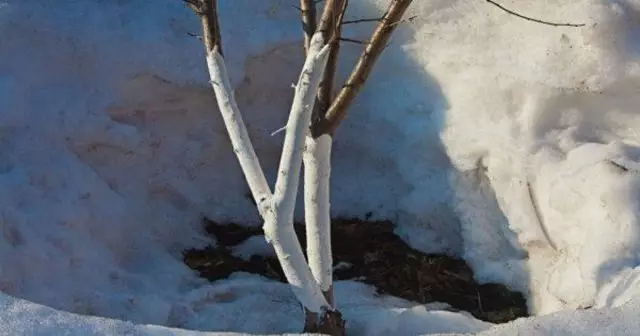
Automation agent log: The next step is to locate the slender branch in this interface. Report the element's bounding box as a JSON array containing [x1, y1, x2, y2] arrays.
[[317, 0, 346, 43], [312, 0, 414, 137], [339, 37, 368, 45], [206, 49, 272, 213], [342, 16, 383, 25], [300, 0, 318, 52], [389, 15, 417, 27], [342, 14, 416, 26], [314, 0, 347, 120], [185, 0, 223, 54], [485, 0, 585, 27]]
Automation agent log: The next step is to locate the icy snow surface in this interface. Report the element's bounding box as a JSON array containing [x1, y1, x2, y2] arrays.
[[3, 0, 640, 334]]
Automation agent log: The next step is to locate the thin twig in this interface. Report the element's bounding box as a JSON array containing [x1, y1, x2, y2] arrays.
[[527, 179, 558, 251], [389, 15, 417, 27], [270, 125, 287, 137], [340, 37, 368, 45], [485, 0, 585, 27], [186, 32, 202, 39], [344, 15, 417, 26], [342, 17, 383, 25], [477, 290, 484, 314]]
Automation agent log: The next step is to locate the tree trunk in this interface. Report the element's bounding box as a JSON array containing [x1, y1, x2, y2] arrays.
[[304, 134, 333, 295], [263, 32, 332, 314], [303, 308, 346, 336], [205, 31, 333, 314], [303, 133, 340, 332]]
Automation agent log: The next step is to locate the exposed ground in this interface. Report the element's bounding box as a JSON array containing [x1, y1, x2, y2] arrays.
[[183, 218, 528, 324]]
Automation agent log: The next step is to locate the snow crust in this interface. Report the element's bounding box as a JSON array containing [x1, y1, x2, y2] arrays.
[[3, 0, 640, 334], [0, 276, 490, 336], [412, 0, 640, 315]]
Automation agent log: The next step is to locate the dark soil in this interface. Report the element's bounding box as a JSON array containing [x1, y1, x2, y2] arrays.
[[183, 218, 528, 324]]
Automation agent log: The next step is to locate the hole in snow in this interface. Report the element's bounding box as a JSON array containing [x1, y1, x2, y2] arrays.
[[184, 218, 529, 324]]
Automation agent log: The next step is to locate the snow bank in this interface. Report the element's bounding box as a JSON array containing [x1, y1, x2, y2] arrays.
[[0, 276, 489, 336], [0, 291, 240, 336], [404, 0, 640, 315], [0, 0, 462, 333], [4, 0, 640, 334], [476, 298, 640, 336]]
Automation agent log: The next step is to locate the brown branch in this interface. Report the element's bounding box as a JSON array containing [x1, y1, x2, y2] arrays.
[[317, 0, 347, 45], [311, 0, 413, 137], [485, 0, 585, 27], [312, 0, 347, 123], [300, 0, 318, 53], [185, 0, 223, 54]]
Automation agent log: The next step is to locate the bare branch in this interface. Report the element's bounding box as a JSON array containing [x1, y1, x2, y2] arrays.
[[342, 17, 383, 25], [389, 15, 417, 27], [312, 0, 414, 137], [317, 0, 348, 46], [343, 14, 416, 26], [186, 32, 201, 39], [485, 0, 585, 27], [185, 0, 223, 54], [300, 0, 318, 53], [339, 37, 368, 44], [313, 0, 347, 122]]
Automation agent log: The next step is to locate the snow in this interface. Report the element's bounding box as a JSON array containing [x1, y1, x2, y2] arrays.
[[412, 0, 640, 316], [475, 298, 640, 336], [0, 275, 492, 336], [3, 0, 640, 334], [0, 290, 236, 336], [231, 236, 276, 261]]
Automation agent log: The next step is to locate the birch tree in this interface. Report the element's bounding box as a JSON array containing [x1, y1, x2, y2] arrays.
[[300, 0, 414, 332], [186, 0, 413, 334]]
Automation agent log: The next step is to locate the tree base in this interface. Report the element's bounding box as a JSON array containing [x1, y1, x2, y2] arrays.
[[303, 309, 346, 336]]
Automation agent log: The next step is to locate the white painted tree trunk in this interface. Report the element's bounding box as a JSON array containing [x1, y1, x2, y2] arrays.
[[304, 134, 333, 294], [206, 47, 272, 213], [264, 33, 332, 313], [205, 32, 332, 314]]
